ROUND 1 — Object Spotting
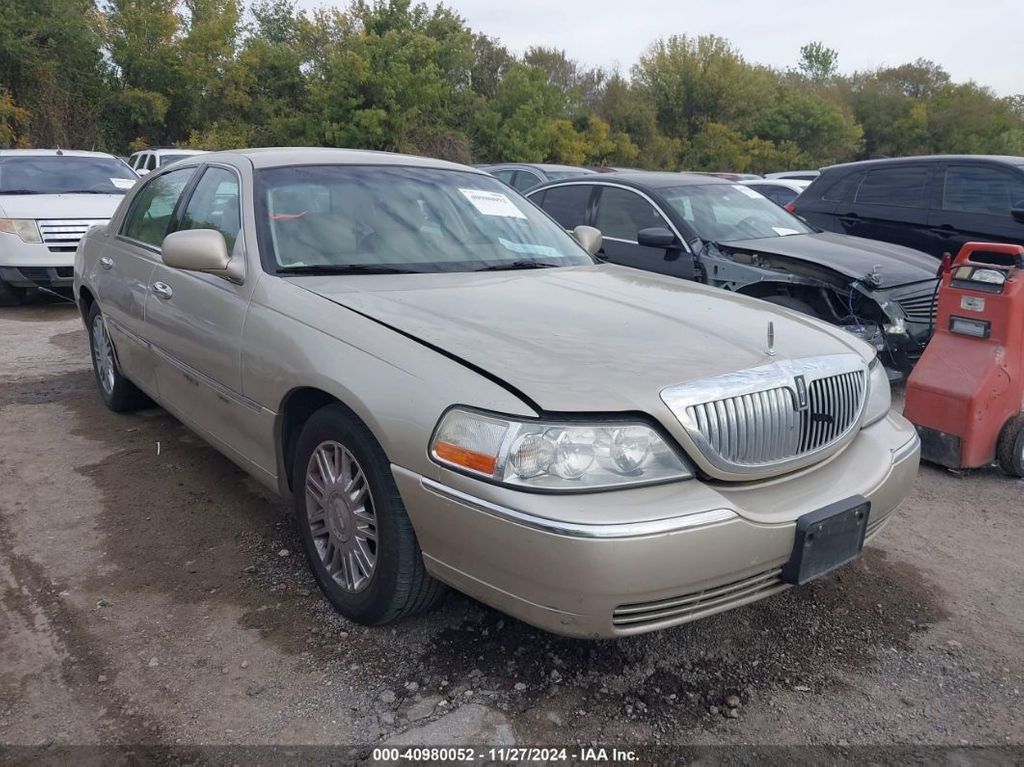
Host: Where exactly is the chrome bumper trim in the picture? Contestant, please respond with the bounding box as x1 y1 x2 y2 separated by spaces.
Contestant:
419 477 737 539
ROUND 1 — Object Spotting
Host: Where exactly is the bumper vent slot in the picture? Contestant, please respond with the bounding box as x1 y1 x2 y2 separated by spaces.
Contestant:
613 568 785 628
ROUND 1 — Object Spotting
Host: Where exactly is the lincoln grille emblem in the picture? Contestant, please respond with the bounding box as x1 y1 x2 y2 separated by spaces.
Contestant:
794 375 809 411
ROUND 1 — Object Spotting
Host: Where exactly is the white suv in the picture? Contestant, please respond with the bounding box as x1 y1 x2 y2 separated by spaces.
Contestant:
127 148 207 176
0 149 138 305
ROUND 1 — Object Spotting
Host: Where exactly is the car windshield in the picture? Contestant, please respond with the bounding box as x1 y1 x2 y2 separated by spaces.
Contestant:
662 183 814 242
257 165 594 273
0 156 137 195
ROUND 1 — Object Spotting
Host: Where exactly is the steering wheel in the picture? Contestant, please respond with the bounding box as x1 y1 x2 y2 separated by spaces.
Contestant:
735 215 764 236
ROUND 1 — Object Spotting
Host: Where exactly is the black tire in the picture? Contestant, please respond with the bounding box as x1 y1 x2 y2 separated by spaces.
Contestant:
0 277 25 307
996 414 1024 478
86 302 152 412
292 404 445 625
762 294 819 318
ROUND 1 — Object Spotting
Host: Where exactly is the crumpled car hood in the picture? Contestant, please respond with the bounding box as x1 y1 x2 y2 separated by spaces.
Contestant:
718 232 937 289
291 264 870 415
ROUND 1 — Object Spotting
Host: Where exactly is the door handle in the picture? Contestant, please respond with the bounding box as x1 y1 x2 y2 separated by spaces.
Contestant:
929 225 956 238
99 256 114 270
838 213 860 225
151 281 173 300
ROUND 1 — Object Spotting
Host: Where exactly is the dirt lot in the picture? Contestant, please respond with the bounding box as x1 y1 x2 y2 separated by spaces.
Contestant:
1 300 1022 753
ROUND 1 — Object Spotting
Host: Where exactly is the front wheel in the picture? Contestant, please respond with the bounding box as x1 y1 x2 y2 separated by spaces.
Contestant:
86 303 152 412
996 415 1024 478
292 405 445 625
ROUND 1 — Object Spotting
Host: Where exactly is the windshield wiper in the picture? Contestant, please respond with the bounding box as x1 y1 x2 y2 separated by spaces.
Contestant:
473 260 563 272
277 264 424 275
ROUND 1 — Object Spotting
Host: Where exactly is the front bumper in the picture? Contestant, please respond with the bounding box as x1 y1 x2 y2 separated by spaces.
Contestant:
0 236 75 289
394 411 920 638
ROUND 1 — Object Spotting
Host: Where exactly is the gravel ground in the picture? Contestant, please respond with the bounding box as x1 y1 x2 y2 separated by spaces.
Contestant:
1 300 1022 752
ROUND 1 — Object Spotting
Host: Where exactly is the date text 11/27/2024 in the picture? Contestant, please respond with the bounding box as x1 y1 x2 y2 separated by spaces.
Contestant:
371 747 640 762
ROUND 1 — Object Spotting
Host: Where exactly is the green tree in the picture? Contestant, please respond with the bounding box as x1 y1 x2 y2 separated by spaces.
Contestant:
797 42 839 82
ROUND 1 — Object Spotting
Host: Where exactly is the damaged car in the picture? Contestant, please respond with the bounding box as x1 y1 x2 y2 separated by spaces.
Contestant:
527 173 940 376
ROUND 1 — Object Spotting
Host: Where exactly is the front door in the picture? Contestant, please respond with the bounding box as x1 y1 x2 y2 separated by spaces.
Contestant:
143 165 255 457
593 186 697 280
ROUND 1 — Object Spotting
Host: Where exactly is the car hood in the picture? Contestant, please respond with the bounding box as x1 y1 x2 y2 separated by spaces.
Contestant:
290 264 870 414
718 232 937 288
0 193 125 219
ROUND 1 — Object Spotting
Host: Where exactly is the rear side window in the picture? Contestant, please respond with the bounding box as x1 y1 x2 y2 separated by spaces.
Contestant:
595 187 670 240
537 184 592 229
511 171 542 192
820 171 863 202
120 168 195 247
855 166 930 207
490 168 516 186
942 165 1024 215
175 166 241 251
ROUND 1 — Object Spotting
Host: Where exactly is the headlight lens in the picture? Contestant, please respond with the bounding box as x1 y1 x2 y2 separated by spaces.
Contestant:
0 218 41 243
862 356 891 426
431 408 692 491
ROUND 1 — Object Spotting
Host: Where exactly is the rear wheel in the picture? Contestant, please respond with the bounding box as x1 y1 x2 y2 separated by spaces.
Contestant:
86 303 151 412
292 405 445 625
762 294 819 318
0 278 25 307
996 415 1024 478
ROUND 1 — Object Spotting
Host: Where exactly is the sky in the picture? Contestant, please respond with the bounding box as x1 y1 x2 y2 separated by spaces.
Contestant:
293 0 1024 96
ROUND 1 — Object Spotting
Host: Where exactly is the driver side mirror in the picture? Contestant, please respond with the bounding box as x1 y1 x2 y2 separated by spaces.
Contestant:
1011 207 1024 224
162 229 231 273
637 227 678 249
573 225 602 256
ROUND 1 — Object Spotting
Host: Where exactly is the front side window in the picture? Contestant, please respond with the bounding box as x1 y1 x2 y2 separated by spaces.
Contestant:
121 168 195 247
535 184 591 229
490 168 516 186
855 166 930 207
0 156 138 195
942 165 1024 215
594 187 670 241
661 183 813 243
176 167 241 251
257 165 593 273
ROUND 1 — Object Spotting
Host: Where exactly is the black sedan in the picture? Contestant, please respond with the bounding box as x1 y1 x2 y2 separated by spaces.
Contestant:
527 172 940 376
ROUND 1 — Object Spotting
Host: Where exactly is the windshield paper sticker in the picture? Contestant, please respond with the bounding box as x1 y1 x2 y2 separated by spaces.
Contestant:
733 185 762 198
110 178 136 189
771 227 801 236
460 189 527 219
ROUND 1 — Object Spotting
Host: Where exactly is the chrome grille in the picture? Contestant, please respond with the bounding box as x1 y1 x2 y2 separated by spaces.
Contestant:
662 354 869 476
893 284 939 324
38 219 107 253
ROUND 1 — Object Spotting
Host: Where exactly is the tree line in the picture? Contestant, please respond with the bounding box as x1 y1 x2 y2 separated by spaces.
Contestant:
2 0 1023 172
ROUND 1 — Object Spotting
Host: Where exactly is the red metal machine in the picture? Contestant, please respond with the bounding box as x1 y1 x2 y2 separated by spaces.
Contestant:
904 242 1024 477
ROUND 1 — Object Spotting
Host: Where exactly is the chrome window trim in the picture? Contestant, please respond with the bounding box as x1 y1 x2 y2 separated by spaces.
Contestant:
420 477 737 538
661 353 869 476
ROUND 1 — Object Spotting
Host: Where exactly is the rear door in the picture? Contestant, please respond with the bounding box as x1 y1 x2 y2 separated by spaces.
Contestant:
593 185 698 280
100 166 197 393
927 162 1024 256
143 164 255 457
530 182 595 231
842 164 933 253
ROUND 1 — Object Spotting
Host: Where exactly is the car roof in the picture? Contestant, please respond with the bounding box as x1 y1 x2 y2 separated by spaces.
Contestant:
482 162 595 173
740 178 810 191
0 149 120 159
147 148 207 155
535 171 730 191
191 147 490 174
823 154 1024 172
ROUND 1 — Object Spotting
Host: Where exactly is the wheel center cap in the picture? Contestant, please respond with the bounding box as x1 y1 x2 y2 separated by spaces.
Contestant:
326 490 352 542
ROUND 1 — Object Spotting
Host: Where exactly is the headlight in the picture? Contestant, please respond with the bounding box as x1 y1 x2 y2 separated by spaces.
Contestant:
430 408 693 491
0 218 41 243
862 356 891 427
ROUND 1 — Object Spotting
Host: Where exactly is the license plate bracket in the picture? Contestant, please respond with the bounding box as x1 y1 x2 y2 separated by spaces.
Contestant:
781 496 870 586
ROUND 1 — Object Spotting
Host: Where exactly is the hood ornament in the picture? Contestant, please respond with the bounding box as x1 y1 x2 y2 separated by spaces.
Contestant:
766 320 776 357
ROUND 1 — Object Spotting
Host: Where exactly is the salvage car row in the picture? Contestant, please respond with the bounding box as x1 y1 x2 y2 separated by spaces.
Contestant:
2 145 1020 638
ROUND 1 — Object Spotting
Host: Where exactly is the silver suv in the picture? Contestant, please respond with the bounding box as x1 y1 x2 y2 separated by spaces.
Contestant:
0 150 138 305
